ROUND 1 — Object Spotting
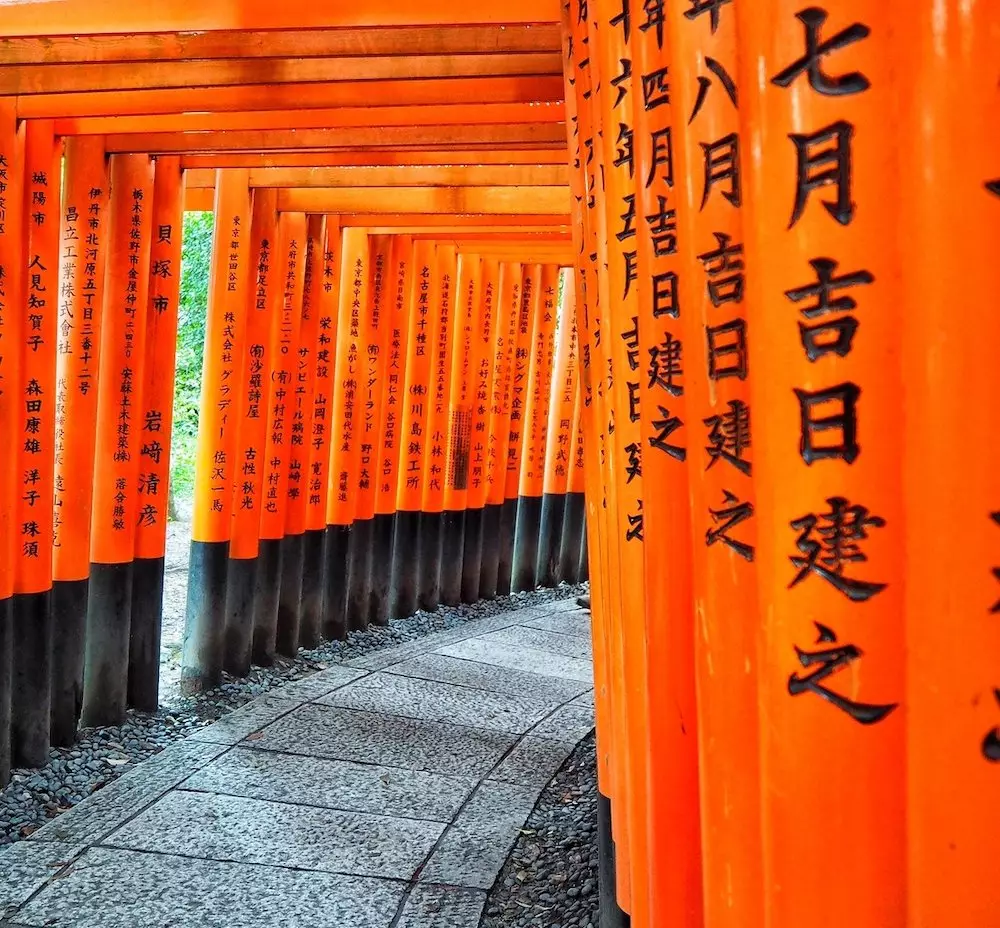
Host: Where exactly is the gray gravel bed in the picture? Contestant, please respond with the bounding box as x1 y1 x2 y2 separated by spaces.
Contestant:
481 734 598 928
0 526 587 846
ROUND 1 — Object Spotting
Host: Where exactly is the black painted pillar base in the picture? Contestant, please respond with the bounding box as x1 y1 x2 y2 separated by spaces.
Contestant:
598 790 630 928
299 529 325 649
50 577 88 745
180 540 229 695
252 539 282 666
0 595 12 787
128 557 164 713
512 494 543 593
369 513 395 626
275 532 305 658
346 517 373 633
559 492 587 585
439 510 465 607
461 506 484 604
390 511 420 620
536 492 567 589
496 497 519 596
223 556 257 677
13 592 53 764
322 524 351 641
478 503 503 600
82 561 132 728
418 511 443 612
579 516 590 582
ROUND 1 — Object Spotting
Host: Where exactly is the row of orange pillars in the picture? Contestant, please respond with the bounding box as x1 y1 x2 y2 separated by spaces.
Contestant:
0 142 589 778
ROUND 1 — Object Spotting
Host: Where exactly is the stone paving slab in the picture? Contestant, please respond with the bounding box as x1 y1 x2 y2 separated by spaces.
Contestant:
385 652 591 702
435 637 594 683
269 666 369 701
489 735 577 790
317 671 559 734
530 702 597 744
479 625 593 661
28 739 230 845
103 789 444 880
419 780 541 890
184 745 476 821
0 840 82 916
521 611 592 638
397 884 487 928
250 703 519 778
11 847 405 928
188 693 303 745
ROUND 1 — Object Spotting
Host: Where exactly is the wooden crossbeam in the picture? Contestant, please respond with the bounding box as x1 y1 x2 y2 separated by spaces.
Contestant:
54 102 564 136
17 76 564 119
0 53 560 95
0 25 560 64
179 150 569 169
274 187 570 215
0 0 561 36
105 125 567 154
183 165 568 188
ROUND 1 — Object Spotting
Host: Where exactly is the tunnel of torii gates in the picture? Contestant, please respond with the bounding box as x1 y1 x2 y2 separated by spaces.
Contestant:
0 0 997 926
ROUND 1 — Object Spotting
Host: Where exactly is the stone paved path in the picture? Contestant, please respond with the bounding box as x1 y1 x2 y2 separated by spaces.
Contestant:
0 599 594 928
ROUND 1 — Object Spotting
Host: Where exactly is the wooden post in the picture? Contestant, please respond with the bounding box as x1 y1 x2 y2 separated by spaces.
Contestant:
273 212 308 657
346 233 392 630
419 243 457 610
323 227 369 638
82 152 154 726
129 155 183 711
497 263 540 594
537 269 579 587
559 373 586 584
51 136 108 742
736 3 905 924
181 168 250 691
223 187 278 673
441 252 481 605
390 240 436 619
371 234 413 624
0 100 24 786
901 5 1000 923
480 261 521 600
253 209 304 661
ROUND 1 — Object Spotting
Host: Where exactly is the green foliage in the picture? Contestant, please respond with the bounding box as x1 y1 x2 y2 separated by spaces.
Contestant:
169 210 214 508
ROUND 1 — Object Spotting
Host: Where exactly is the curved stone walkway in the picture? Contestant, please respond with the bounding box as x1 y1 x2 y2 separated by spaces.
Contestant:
0 598 594 928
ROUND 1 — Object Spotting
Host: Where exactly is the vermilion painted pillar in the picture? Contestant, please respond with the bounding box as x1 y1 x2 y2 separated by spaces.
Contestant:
737 3 905 925
224 187 278 672
479 261 521 600
900 5 1000 924
0 101 24 786
371 234 412 625
181 169 250 690
559 376 586 584
389 240 436 619
129 155 183 711
51 136 108 742
419 244 457 611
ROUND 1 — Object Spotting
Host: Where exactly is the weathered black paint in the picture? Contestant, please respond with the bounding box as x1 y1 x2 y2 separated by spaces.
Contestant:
559 491 587 585
128 557 164 713
478 503 503 600
496 497 519 595
0 596 11 787
50 577 87 745
598 790 630 928
439 510 465 606
461 506 484 604
346 517 374 632
578 515 590 582
369 513 395 626
389 510 420 619
13 592 53 764
322 523 351 641
252 538 282 666
536 492 567 588
275 532 305 657
512 494 543 593
180 540 229 694
81 562 131 727
223 556 257 676
418 511 443 612
298 529 325 648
